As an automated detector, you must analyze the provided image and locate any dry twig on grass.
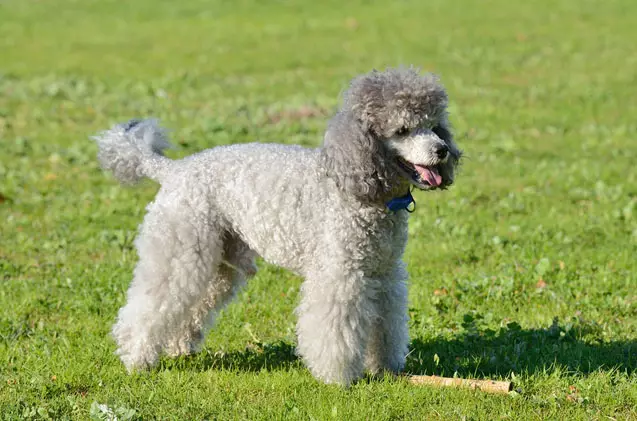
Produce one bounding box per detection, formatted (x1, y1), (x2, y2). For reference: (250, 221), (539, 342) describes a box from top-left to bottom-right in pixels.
(406, 375), (512, 394)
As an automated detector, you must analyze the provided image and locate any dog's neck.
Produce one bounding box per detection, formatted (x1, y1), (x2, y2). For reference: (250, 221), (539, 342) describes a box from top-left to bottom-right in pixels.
(382, 177), (412, 201)
(381, 177), (415, 212)
(386, 189), (415, 212)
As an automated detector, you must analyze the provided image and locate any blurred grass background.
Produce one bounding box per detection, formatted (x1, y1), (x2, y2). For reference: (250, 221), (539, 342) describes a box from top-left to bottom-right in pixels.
(1, 0), (636, 419)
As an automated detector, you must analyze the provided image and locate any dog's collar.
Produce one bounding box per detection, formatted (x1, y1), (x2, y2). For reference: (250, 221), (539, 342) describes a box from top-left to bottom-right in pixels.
(386, 189), (415, 212)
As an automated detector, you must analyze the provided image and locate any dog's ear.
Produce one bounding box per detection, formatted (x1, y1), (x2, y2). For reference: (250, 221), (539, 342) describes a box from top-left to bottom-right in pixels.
(320, 111), (393, 202)
(432, 124), (452, 144)
(433, 121), (463, 186)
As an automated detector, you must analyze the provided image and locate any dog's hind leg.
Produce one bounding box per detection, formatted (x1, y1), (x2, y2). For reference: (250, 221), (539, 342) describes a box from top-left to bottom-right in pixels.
(111, 188), (225, 372)
(165, 234), (258, 357)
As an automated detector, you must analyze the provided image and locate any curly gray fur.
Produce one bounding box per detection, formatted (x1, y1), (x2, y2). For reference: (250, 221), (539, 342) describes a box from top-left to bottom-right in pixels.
(92, 119), (172, 184)
(320, 111), (395, 202)
(94, 67), (462, 386)
(321, 67), (458, 201)
(344, 67), (448, 138)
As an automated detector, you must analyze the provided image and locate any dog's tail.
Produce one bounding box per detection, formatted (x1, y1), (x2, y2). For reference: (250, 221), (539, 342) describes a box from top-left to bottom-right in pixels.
(92, 119), (173, 184)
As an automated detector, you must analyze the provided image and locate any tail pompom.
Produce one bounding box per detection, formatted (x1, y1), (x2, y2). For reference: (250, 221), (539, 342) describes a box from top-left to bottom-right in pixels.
(92, 119), (172, 184)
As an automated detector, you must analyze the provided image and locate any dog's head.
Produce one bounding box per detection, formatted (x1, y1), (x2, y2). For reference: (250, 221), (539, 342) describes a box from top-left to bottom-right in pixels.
(321, 67), (462, 202)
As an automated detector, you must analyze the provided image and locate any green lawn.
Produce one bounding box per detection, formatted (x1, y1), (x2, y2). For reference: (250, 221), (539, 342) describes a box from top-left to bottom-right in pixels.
(1, 0), (636, 419)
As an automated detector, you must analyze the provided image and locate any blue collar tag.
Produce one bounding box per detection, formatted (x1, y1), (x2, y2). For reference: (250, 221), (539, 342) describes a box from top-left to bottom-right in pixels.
(386, 190), (415, 212)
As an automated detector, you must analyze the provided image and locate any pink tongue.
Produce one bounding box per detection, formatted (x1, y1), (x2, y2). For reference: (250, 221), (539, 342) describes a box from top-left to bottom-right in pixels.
(414, 165), (442, 186)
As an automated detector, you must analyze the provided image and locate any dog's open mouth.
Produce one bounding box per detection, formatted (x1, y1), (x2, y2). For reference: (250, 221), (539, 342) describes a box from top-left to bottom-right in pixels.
(396, 157), (443, 189)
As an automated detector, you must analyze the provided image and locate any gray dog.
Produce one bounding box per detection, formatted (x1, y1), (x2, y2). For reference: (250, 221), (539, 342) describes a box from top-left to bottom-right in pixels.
(94, 67), (462, 386)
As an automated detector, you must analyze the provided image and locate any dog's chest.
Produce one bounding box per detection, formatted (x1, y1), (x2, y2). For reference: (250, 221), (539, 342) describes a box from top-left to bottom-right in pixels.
(349, 210), (408, 274)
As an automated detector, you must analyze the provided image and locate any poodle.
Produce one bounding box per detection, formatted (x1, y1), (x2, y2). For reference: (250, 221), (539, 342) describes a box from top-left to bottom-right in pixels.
(93, 67), (462, 386)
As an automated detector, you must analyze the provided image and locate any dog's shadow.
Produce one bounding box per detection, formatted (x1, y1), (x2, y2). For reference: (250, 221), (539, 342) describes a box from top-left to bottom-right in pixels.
(172, 317), (635, 379)
(404, 317), (635, 378)
(171, 340), (301, 373)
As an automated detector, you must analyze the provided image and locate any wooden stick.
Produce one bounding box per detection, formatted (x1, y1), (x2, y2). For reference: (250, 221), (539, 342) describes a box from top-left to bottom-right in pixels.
(405, 375), (512, 394)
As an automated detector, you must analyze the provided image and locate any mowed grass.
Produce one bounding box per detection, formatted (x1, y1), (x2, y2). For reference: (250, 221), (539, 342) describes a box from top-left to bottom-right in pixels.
(1, 0), (636, 419)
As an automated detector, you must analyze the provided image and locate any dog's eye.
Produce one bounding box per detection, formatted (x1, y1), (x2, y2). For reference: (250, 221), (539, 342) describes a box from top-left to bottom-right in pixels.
(396, 127), (409, 136)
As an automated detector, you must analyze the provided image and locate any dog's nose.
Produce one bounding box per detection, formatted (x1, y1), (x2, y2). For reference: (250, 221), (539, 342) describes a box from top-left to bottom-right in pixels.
(434, 144), (449, 160)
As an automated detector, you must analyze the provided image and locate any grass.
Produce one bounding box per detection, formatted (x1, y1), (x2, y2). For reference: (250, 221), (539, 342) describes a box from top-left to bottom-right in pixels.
(1, 0), (636, 419)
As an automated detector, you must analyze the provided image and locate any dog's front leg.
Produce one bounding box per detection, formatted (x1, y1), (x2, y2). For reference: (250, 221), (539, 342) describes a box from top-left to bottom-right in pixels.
(295, 273), (378, 386)
(364, 261), (409, 376)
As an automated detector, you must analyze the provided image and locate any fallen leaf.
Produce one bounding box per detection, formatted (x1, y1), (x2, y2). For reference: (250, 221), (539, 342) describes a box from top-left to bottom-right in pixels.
(566, 385), (581, 401)
(345, 17), (359, 30)
(536, 279), (547, 289)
